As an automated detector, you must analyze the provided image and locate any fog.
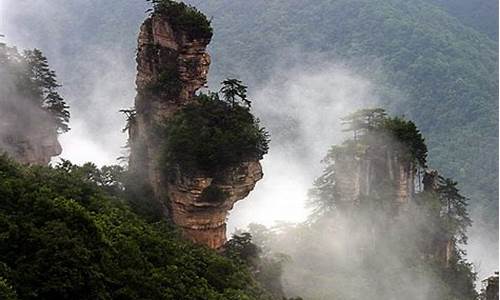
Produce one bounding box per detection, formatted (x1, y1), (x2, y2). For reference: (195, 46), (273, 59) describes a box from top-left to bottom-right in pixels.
(0, 53), (57, 158)
(0, 0), (497, 295)
(228, 60), (381, 228)
(0, 0), (146, 166)
(245, 206), (456, 299)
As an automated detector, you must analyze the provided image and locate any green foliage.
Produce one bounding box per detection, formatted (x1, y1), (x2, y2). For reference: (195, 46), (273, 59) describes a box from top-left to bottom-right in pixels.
(24, 49), (70, 133)
(381, 116), (428, 167)
(146, 66), (182, 97)
(424, 0), (498, 39)
(220, 79), (251, 108)
(341, 108), (387, 137)
(0, 155), (275, 299)
(147, 0), (213, 40)
(436, 176), (472, 245)
(307, 155), (339, 219)
(224, 233), (261, 264)
(340, 108), (428, 167)
(160, 83), (269, 175)
(224, 232), (290, 299)
(0, 277), (17, 300)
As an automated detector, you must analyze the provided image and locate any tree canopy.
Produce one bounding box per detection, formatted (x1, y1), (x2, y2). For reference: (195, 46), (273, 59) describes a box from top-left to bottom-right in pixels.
(160, 80), (269, 175)
(0, 155), (276, 300)
(340, 108), (428, 167)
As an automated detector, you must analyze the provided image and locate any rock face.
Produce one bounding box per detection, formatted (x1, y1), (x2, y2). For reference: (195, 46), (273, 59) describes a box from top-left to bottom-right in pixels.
(0, 110), (62, 165)
(169, 162), (263, 249)
(333, 146), (415, 215)
(0, 131), (61, 165)
(332, 145), (459, 265)
(129, 14), (263, 249)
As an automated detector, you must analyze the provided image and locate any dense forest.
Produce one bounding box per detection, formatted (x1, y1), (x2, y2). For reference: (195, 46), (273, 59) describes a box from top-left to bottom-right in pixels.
(425, 0), (498, 39)
(0, 155), (284, 300)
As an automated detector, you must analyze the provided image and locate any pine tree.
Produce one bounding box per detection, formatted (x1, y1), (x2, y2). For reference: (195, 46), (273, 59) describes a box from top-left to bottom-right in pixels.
(437, 176), (472, 245)
(220, 78), (251, 108)
(23, 49), (70, 133)
(341, 108), (387, 139)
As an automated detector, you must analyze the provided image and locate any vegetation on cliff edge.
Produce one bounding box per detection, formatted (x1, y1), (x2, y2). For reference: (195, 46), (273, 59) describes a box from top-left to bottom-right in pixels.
(341, 108), (428, 167)
(147, 0), (213, 40)
(159, 79), (270, 175)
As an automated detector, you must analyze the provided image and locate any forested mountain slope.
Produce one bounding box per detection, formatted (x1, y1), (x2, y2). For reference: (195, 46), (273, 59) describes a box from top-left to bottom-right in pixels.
(187, 0), (498, 258)
(424, 0), (498, 40)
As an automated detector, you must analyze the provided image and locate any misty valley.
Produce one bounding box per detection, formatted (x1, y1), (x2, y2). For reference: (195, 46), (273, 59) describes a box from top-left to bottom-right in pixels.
(0, 0), (498, 299)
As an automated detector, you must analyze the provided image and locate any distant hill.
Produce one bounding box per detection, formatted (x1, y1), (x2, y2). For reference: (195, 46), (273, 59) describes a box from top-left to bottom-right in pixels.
(187, 0), (498, 254)
(425, 0), (498, 40)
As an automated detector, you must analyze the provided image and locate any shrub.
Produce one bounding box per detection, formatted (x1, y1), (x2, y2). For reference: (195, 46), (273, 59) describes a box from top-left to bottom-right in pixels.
(0, 277), (17, 300)
(146, 67), (182, 96)
(147, 0), (213, 40)
(160, 92), (269, 175)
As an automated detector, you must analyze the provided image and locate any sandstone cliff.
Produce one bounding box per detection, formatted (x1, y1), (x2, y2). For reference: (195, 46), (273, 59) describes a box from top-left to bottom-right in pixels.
(332, 143), (457, 265)
(0, 103), (62, 165)
(128, 10), (263, 249)
(333, 145), (415, 215)
(0, 130), (61, 165)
